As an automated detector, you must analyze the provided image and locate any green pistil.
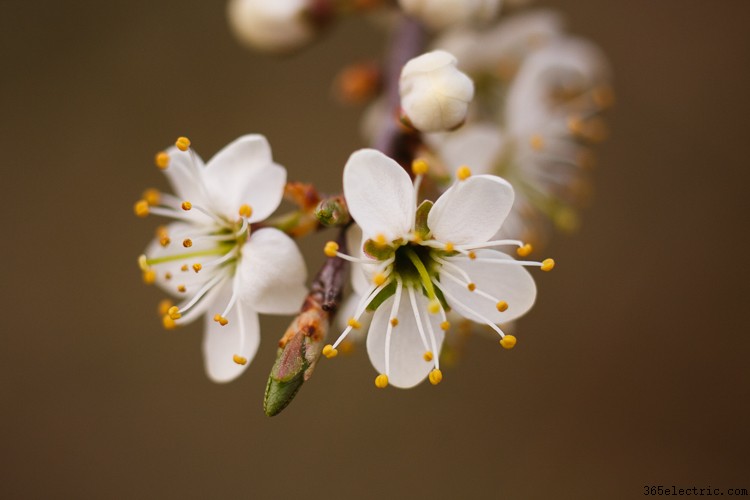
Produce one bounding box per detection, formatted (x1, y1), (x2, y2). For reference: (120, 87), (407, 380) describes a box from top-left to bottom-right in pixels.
(404, 247), (438, 303)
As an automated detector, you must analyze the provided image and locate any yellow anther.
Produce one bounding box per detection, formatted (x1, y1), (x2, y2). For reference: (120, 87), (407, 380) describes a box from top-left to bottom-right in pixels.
(423, 351), (433, 362)
(213, 314), (229, 326)
(192, 263), (202, 273)
(134, 200), (149, 217)
(375, 374), (389, 389)
(496, 301), (509, 312)
(143, 188), (160, 206)
(517, 243), (533, 257)
(162, 314), (177, 330)
(440, 321), (450, 331)
(155, 151), (170, 169)
(390, 318), (399, 327)
(181, 201), (192, 211)
(468, 251), (476, 260)
(164, 272), (172, 280)
(411, 233), (423, 244)
(239, 204), (253, 218)
(373, 273), (387, 286)
(530, 134), (545, 151)
(159, 236), (170, 247)
(411, 158), (429, 176)
(158, 299), (174, 316)
(138, 254), (149, 271)
(175, 136), (191, 151)
(182, 238), (192, 248)
(167, 306), (182, 320)
(374, 234), (387, 247)
(456, 165), (472, 181)
(541, 258), (555, 271)
(428, 300), (440, 314)
(142, 269), (156, 285)
(428, 369), (443, 385)
(233, 354), (247, 365)
(156, 226), (169, 238)
(444, 242), (454, 252)
(177, 285), (186, 293)
(324, 241), (339, 257)
(181, 264), (188, 272)
(322, 344), (338, 359)
(500, 335), (517, 350)
(340, 340), (354, 354)
(347, 317), (362, 329)
(467, 283), (476, 292)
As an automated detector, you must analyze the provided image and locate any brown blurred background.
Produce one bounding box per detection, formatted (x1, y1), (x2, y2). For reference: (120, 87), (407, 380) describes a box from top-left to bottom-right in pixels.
(1, 1), (749, 498)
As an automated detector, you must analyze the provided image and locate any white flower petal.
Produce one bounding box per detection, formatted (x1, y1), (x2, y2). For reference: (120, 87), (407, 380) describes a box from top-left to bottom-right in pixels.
(334, 292), (371, 342)
(346, 224), (372, 296)
(428, 174), (514, 244)
(203, 135), (286, 221)
(425, 123), (504, 175)
(202, 284), (260, 383)
(236, 228), (307, 315)
(440, 250), (537, 324)
(366, 289), (445, 388)
(343, 149), (415, 241)
(161, 146), (210, 212)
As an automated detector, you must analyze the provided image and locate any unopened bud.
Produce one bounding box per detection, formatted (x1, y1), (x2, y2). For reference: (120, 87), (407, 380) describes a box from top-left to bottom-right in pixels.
(398, 0), (500, 31)
(227, 0), (324, 53)
(315, 196), (350, 227)
(399, 50), (474, 133)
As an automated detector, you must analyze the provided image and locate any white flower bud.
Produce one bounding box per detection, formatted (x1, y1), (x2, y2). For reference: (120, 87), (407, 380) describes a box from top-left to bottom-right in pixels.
(227, 0), (316, 53)
(399, 50), (474, 133)
(398, 0), (500, 30)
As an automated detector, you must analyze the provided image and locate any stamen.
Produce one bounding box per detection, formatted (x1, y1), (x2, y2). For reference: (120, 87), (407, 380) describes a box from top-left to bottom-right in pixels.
(496, 301), (509, 312)
(407, 286), (431, 356)
(423, 351), (433, 362)
(177, 285), (186, 293)
(134, 200), (149, 217)
(175, 136), (191, 151)
(183, 238), (193, 248)
(375, 374), (389, 389)
(157, 299), (173, 316)
(330, 281), (390, 349)
(437, 279), (508, 339)
(213, 314), (229, 326)
(444, 242), (454, 252)
(143, 189), (161, 206)
(324, 241), (339, 257)
(137, 254), (149, 271)
(192, 263), (202, 273)
(233, 354), (247, 365)
(411, 158), (429, 176)
(384, 279), (403, 377)
(239, 204), (253, 218)
(541, 258), (555, 271)
(440, 321), (450, 331)
(322, 344), (338, 358)
(374, 234), (387, 247)
(142, 270), (156, 284)
(159, 236), (170, 247)
(517, 243), (533, 257)
(347, 318), (362, 329)
(181, 264), (189, 272)
(162, 315), (177, 330)
(181, 201), (192, 211)
(499, 335), (517, 350)
(453, 239), (524, 251)
(456, 165), (472, 181)
(390, 318), (399, 327)
(428, 369), (443, 385)
(155, 151), (170, 169)
(373, 273), (387, 286)
(164, 272), (172, 280)
(167, 306), (182, 320)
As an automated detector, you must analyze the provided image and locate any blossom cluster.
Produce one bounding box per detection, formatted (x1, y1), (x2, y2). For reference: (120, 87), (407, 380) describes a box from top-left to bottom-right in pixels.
(132, 0), (610, 413)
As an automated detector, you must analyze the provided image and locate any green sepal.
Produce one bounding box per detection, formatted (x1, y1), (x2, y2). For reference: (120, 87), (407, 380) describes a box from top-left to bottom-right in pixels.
(363, 239), (396, 260)
(414, 200), (433, 239)
(366, 280), (398, 311)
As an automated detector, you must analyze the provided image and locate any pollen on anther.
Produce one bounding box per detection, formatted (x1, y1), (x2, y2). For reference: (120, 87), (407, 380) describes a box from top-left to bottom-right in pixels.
(444, 242), (455, 252)
(181, 201), (192, 211)
(167, 306), (182, 320)
(423, 351), (433, 362)
(181, 264), (188, 272)
(214, 314), (229, 326)
(164, 272), (172, 280)
(175, 136), (191, 151)
(468, 251), (476, 260)
(530, 134), (545, 151)
(143, 189), (160, 206)
(500, 335), (517, 350)
(138, 254), (149, 271)
(324, 241), (339, 257)
(322, 344), (338, 359)
(162, 314), (177, 330)
(412, 158), (429, 176)
(183, 238), (193, 248)
(374, 234), (387, 247)
(456, 165), (472, 181)
(134, 200), (149, 217)
(142, 270), (156, 285)
(233, 354), (247, 365)
(159, 236), (170, 247)
(375, 374), (389, 389)
(177, 285), (186, 293)
(158, 299), (173, 317)
(440, 321), (450, 331)
(429, 369), (443, 385)
(155, 151), (170, 169)
(467, 283), (476, 292)
(347, 317), (362, 329)
(517, 243), (533, 257)
(239, 204), (253, 218)
(373, 273), (387, 286)
(541, 258), (555, 271)
(192, 263), (202, 273)
(428, 301), (440, 314)
(496, 301), (509, 312)
(390, 318), (399, 327)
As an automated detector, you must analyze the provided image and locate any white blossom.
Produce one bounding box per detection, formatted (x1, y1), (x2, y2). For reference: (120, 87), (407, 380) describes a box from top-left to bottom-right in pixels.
(399, 50), (475, 133)
(398, 0), (501, 31)
(136, 135), (307, 382)
(227, 0), (316, 53)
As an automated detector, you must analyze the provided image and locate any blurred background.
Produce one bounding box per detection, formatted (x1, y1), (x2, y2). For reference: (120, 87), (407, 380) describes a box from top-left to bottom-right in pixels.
(1, 1), (748, 498)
